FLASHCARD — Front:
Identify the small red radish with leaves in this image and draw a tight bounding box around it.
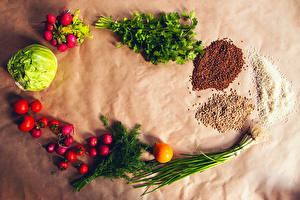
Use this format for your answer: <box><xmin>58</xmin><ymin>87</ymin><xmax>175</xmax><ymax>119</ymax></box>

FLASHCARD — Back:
<box><xmin>89</xmin><ymin>148</ymin><xmax>97</xmax><ymax>157</ymax></box>
<box><xmin>47</xmin><ymin>14</ymin><xmax>56</xmax><ymax>24</ymax></box>
<box><xmin>44</xmin><ymin>31</ymin><xmax>52</xmax><ymax>41</ymax></box>
<box><xmin>47</xmin><ymin>143</ymin><xmax>56</xmax><ymax>153</ymax></box>
<box><xmin>31</xmin><ymin>128</ymin><xmax>42</xmax><ymax>138</ymax></box>
<box><xmin>99</xmin><ymin>145</ymin><xmax>110</xmax><ymax>156</ymax></box>
<box><xmin>89</xmin><ymin>137</ymin><xmax>98</xmax><ymax>147</ymax></box>
<box><xmin>60</xmin><ymin>13</ymin><xmax>72</xmax><ymax>26</ymax></box>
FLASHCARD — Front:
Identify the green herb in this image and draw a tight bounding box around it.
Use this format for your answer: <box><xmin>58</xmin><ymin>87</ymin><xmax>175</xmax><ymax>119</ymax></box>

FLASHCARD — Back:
<box><xmin>72</xmin><ymin>115</ymin><xmax>156</xmax><ymax>191</ymax></box>
<box><xmin>129</xmin><ymin>129</ymin><xmax>261</xmax><ymax>195</ymax></box>
<box><xmin>95</xmin><ymin>11</ymin><xmax>204</xmax><ymax>65</ymax></box>
<box><xmin>53</xmin><ymin>9</ymin><xmax>92</xmax><ymax>45</ymax></box>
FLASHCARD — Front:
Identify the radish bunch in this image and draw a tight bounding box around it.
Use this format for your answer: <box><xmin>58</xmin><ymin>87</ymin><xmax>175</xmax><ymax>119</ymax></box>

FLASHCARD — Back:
<box><xmin>12</xmin><ymin>98</ymin><xmax>118</xmax><ymax>176</ymax></box>
<box><xmin>43</xmin><ymin>9</ymin><xmax>92</xmax><ymax>52</ymax></box>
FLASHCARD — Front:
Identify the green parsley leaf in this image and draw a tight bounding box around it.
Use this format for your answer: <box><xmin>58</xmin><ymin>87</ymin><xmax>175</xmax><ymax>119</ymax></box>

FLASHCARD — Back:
<box><xmin>95</xmin><ymin>11</ymin><xmax>204</xmax><ymax>65</ymax></box>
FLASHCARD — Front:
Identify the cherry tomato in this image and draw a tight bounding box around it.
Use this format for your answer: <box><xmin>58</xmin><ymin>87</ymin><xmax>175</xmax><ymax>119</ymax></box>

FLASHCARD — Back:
<box><xmin>73</xmin><ymin>144</ymin><xmax>85</xmax><ymax>156</ymax></box>
<box><xmin>49</xmin><ymin>120</ymin><xmax>60</xmax><ymax>131</ymax></box>
<box><xmin>38</xmin><ymin>117</ymin><xmax>49</xmax><ymax>128</ymax></box>
<box><xmin>30</xmin><ymin>100</ymin><xmax>42</xmax><ymax>112</ymax></box>
<box><xmin>65</xmin><ymin>151</ymin><xmax>77</xmax><ymax>162</ymax></box>
<box><xmin>78</xmin><ymin>164</ymin><xmax>88</xmax><ymax>174</ymax></box>
<box><xmin>18</xmin><ymin>115</ymin><xmax>35</xmax><ymax>132</ymax></box>
<box><xmin>58</xmin><ymin>161</ymin><xmax>69</xmax><ymax>170</ymax></box>
<box><xmin>14</xmin><ymin>99</ymin><xmax>29</xmax><ymax>114</ymax></box>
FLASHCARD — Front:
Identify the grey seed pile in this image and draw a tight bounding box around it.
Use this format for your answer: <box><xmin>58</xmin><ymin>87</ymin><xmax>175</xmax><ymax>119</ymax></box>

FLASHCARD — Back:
<box><xmin>195</xmin><ymin>91</ymin><xmax>255</xmax><ymax>133</ymax></box>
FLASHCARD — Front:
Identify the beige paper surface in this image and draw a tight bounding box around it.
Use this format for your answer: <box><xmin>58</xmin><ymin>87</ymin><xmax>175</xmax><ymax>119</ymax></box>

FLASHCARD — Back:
<box><xmin>0</xmin><ymin>0</ymin><xmax>299</xmax><ymax>199</ymax></box>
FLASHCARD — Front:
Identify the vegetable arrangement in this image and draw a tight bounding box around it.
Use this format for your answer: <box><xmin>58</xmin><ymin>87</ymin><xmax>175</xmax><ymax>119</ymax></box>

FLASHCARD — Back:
<box><xmin>5</xmin><ymin>5</ymin><xmax>285</xmax><ymax>197</ymax></box>
<box><xmin>71</xmin><ymin>115</ymin><xmax>156</xmax><ymax>191</ymax></box>
<box><xmin>95</xmin><ymin>11</ymin><xmax>204</xmax><ymax>65</ymax></box>
<box><xmin>44</xmin><ymin>9</ymin><xmax>92</xmax><ymax>52</ymax></box>
<box><xmin>7</xmin><ymin>44</ymin><xmax>57</xmax><ymax>91</ymax></box>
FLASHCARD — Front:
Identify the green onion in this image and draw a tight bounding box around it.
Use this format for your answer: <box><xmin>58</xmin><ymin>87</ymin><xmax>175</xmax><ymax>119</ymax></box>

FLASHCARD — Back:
<box><xmin>129</xmin><ymin>125</ymin><xmax>266</xmax><ymax>195</ymax></box>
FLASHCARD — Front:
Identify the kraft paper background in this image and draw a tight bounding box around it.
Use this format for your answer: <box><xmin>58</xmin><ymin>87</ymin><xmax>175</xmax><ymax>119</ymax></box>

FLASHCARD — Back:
<box><xmin>0</xmin><ymin>0</ymin><xmax>299</xmax><ymax>199</ymax></box>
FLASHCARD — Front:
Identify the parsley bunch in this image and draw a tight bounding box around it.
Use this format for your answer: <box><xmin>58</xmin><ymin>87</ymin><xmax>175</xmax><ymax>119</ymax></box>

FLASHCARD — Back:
<box><xmin>95</xmin><ymin>11</ymin><xmax>204</xmax><ymax>65</ymax></box>
<box><xmin>72</xmin><ymin>116</ymin><xmax>156</xmax><ymax>191</ymax></box>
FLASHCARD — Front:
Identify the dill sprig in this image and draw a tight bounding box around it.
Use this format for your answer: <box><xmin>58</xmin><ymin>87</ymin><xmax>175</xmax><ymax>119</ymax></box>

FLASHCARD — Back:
<box><xmin>72</xmin><ymin>115</ymin><xmax>156</xmax><ymax>191</ymax></box>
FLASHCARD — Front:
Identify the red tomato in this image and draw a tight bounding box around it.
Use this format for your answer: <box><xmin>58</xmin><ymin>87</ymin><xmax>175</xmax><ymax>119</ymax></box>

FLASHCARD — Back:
<box><xmin>65</xmin><ymin>151</ymin><xmax>77</xmax><ymax>162</ymax></box>
<box><xmin>38</xmin><ymin>117</ymin><xmax>49</xmax><ymax>128</ymax></box>
<box><xmin>49</xmin><ymin>120</ymin><xmax>60</xmax><ymax>130</ymax></box>
<box><xmin>58</xmin><ymin>161</ymin><xmax>69</xmax><ymax>170</ymax></box>
<box><xmin>14</xmin><ymin>99</ymin><xmax>29</xmax><ymax>114</ymax></box>
<box><xmin>73</xmin><ymin>145</ymin><xmax>85</xmax><ymax>156</ymax></box>
<box><xmin>78</xmin><ymin>164</ymin><xmax>88</xmax><ymax>174</ymax></box>
<box><xmin>18</xmin><ymin>115</ymin><xmax>35</xmax><ymax>132</ymax></box>
<box><xmin>30</xmin><ymin>100</ymin><xmax>42</xmax><ymax>112</ymax></box>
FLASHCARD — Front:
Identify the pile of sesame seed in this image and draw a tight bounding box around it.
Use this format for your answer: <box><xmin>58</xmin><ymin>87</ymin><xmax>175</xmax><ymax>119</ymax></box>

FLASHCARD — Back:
<box><xmin>195</xmin><ymin>91</ymin><xmax>255</xmax><ymax>133</ymax></box>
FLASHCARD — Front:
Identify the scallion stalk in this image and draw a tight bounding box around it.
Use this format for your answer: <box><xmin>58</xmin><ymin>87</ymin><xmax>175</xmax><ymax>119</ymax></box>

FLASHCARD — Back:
<box><xmin>129</xmin><ymin>125</ymin><xmax>266</xmax><ymax>195</ymax></box>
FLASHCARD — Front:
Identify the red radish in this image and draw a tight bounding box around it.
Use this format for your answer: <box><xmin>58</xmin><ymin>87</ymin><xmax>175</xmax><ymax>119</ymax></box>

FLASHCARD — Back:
<box><xmin>64</xmin><ymin>136</ymin><xmax>74</xmax><ymax>146</ymax></box>
<box><xmin>78</xmin><ymin>164</ymin><xmax>88</xmax><ymax>174</ymax></box>
<box><xmin>46</xmin><ymin>23</ymin><xmax>53</xmax><ymax>31</ymax></box>
<box><xmin>43</xmin><ymin>30</ymin><xmax>52</xmax><ymax>41</ymax></box>
<box><xmin>30</xmin><ymin>100</ymin><xmax>42</xmax><ymax>112</ymax></box>
<box><xmin>99</xmin><ymin>145</ymin><xmax>110</xmax><ymax>156</ymax></box>
<box><xmin>66</xmin><ymin>151</ymin><xmax>77</xmax><ymax>162</ymax></box>
<box><xmin>67</xmin><ymin>42</ymin><xmax>75</xmax><ymax>48</ymax></box>
<box><xmin>50</xmin><ymin>39</ymin><xmax>57</xmax><ymax>46</ymax></box>
<box><xmin>57</xmin><ymin>44</ymin><xmax>68</xmax><ymax>52</ymax></box>
<box><xmin>89</xmin><ymin>148</ymin><xmax>97</xmax><ymax>157</ymax></box>
<box><xmin>60</xmin><ymin>13</ymin><xmax>72</xmax><ymax>26</ymax></box>
<box><xmin>47</xmin><ymin>143</ymin><xmax>56</xmax><ymax>153</ymax></box>
<box><xmin>14</xmin><ymin>99</ymin><xmax>29</xmax><ymax>114</ymax></box>
<box><xmin>47</xmin><ymin>14</ymin><xmax>56</xmax><ymax>24</ymax></box>
<box><xmin>31</xmin><ymin>128</ymin><xmax>42</xmax><ymax>138</ymax></box>
<box><xmin>58</xmin><ymin>161</ymin><xmax>69</xmax><ymax>170</ymax></box>
<box><xmin>61</xmin><ymin>124</ymin><xmax>74</xmax><ymax>135</ymax></box>
<box><xmin>101</xmin><ymin>134</ymin><xmax>113</xmax><ymax>145</ymax></box>
<box><xmin>88</xmin><ymin>137</ymin><xmax>98</xmax><ymax>147</ymax></box>
<box><xmin>56</xmin><ymin>146</ymin><xmax>68</xmax><ymax>155</ymax></box>
<box><xmin>67</xmin><ymin>34</ymin><xmax>76</xmax><ymax>44</ymax></box>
